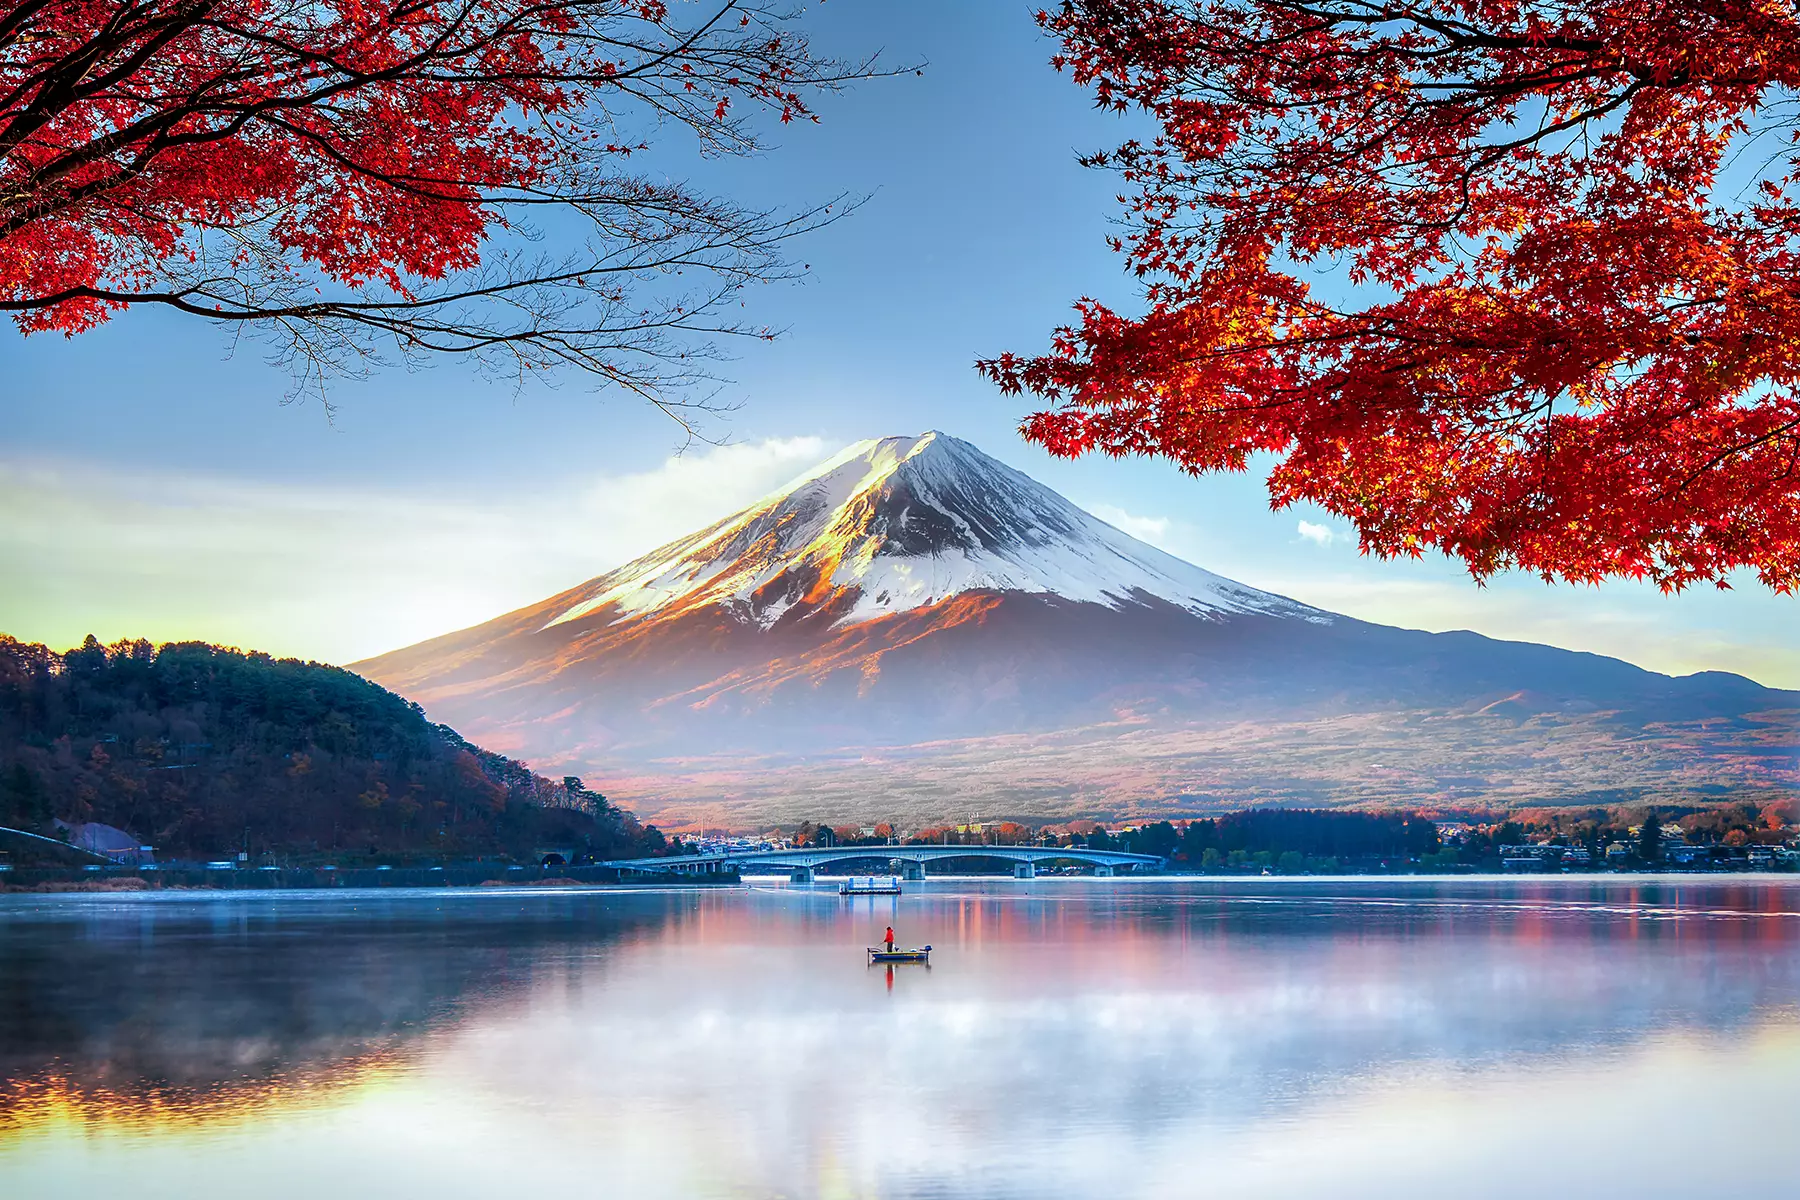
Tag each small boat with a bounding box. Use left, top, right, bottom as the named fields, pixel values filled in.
left=840, top=875, right=903, bottom=895
left=868, top=945, right=931, bottom=964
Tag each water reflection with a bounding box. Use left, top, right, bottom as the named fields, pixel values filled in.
left=2, top=880, right=1799, bottom=1199
left=0, top=889, right=668, bottom=1124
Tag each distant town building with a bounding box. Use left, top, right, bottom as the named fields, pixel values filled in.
left=1499, top=843, right=1592, bottom=871
left=1436, top=823, right=1474, bottom=845
left=1500, top=845, right=1558, bottom=872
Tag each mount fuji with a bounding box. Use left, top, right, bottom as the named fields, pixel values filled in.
left=354, top=433, right=1797, bottom=827
left=534, top=431, right=1321, bottom=631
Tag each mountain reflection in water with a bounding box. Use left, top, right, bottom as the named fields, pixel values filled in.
left=2, top=879, right=1798, bottom=1199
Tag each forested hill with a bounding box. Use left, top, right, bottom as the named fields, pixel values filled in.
left=0, top=635, right=672, bottom=863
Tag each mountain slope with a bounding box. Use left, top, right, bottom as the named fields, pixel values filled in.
left=0, top=636, right=672, bottom=861
left=354, top=433, right=1798, bottom=826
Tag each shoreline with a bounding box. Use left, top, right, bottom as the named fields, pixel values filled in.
left=0, top=863, right=742, bottom=893
left=4, top=868, right=1797, bottom=895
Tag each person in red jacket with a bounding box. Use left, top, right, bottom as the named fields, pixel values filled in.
left=883, top=925, right=895, bottom=952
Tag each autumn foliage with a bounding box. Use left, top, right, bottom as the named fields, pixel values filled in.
left=0, top=635, right=670, bottom=860
left=982, top=0, right=1800, bottom=591
left=0, top=0, right=873, bottom=400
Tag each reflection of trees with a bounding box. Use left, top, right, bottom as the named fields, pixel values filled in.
left=0, top=893, right=671, bottom=1122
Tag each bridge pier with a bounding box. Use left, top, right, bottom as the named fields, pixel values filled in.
left=790, top=865, right=815, bottom=884
left=1093, top=864, right=1114, bottom=877
left=1013, top=862, right=1036, bottom=879
left=899, top=860, right=926, bottom=881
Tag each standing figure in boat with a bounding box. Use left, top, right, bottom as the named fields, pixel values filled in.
left=884, top=925, right=895, bottom=952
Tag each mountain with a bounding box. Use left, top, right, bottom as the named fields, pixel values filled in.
left=538, top=431, right=1320, bottom=630
left=354, top=433, right=1799, bottom=827
left=0, top=636, right=673, bottom=862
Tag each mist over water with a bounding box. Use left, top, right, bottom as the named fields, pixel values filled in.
left=3, top=879, right=1798, bottom=1199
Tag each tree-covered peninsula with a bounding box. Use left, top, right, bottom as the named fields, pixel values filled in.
left=0, top=635, right=670, bottom=864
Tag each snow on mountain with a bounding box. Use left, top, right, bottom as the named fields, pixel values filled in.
left=349, top=430, right=1797, bottom=826
left=543, top=432, right=1325, bottom=631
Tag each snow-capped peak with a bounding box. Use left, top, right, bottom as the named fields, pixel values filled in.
left=543, top=432, right=1323, bottom=630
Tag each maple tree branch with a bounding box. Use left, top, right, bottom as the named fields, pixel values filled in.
left=993, top=0, right=1800, bottom=591
left=1672, top=416, right=1800, bottom=497
left=0, top=0, right=914, bottom=411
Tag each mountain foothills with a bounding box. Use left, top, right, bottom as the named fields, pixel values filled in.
left=353, top=433, right=1800, bottom=830
left=0, top=636, right=673, bottom=862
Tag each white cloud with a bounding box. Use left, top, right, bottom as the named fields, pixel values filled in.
left=1296, top=520, right=1337, bottom=547
left=572, top=437, right=829, bottom=539
left=1088, top=503, right=1172, bottom=549
left=0, top=437, right=826, bottom=665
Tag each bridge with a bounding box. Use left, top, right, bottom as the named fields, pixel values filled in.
left=601, top=844, right=1165, bottom=881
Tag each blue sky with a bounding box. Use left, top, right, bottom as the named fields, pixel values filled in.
left=2, top=2, right=1795, bottom=685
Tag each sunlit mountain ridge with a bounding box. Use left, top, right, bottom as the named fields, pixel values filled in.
left=541, top=432, right=1321, bottom=630
left=353, top=434, right=1798, bottom=828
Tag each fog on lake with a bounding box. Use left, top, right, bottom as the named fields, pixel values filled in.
left=2, top=878, right=1797, bottom=1199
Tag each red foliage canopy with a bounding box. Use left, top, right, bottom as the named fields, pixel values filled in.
left=0, top=0, right=878, bottom=404
left=981, top=0, right=1800, bottom=591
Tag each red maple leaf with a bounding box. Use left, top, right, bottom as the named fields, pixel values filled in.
left=981, top=0, right=1800, bottom=593
left=0, top=0, right=890, bottom=407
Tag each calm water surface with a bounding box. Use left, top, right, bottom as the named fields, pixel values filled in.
left=2, top=878, right=1798, bottom=1198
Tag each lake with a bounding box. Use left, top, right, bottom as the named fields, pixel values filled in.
left=2, top=878, right=1798, bottom=1198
